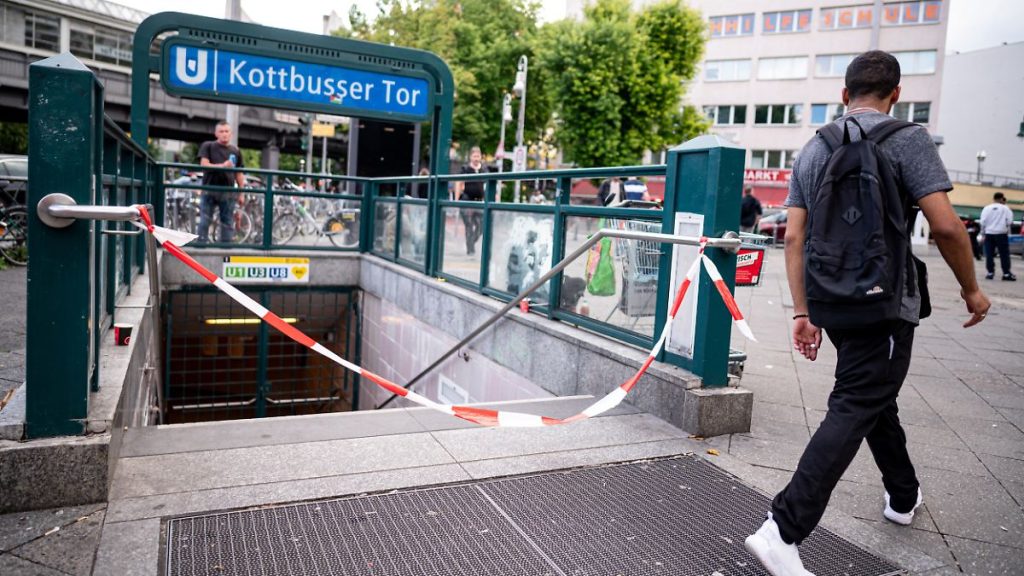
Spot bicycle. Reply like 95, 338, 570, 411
0, 204, 28, 266
0, 180, 27, 266
273, 194, 360, 247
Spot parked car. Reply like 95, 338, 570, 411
757, 210, 787, 245
0, 154, 27, 206
1009, 220, 1023, 257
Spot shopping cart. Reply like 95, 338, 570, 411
606, 218, 664, 318
735, 232, 769, 287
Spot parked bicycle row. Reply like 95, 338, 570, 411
163, 176, 361, 248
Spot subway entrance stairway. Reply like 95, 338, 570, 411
87, 396, 917, 575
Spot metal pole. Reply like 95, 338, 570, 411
377, 229, 741, 408
514, 56, 528, 203
305, 114, 314, 190
346, 117, 360, 195
320, 134, 328, 192
224, 0, 241, 147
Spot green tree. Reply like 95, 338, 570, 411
335, 0, 552, 160
0, 122, 29, 155
537, 0, 708, 167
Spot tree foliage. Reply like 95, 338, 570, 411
335, 0, 552, 159
0, 122, 29, 155
536, 0, 708, 167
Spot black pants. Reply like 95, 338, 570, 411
984, 233, 1011, 275
771, 320, 920, 545
461, 209, 482, 254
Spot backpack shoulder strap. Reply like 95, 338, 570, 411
866, 119, 917, 145
816, 123, 844, 153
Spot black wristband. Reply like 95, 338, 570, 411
792, 313, 809, 320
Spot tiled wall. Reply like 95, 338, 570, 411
359, 292, 553, 410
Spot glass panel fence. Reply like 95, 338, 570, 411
487, 210, 555, 298
399, 202, 429, 266
441, 206, 482, 284
374, 200, 398, 255
270, 193, 361, 248
561, 215, 663, 339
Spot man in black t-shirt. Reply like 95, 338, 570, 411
197, 121, 245, 242
740, 186, 762, 233
456, 146, 490, 254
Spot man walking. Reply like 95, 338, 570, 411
740, 186, 763, 233
979, 192, 1017, 281
197, 121, 246, 243
744, 51, 991, 575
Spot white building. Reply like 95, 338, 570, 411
685, 0, 949, 204
937, 42, 1024, 185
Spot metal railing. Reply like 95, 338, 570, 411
948, 169, 1024, 190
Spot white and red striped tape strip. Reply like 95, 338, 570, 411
136, 207, 753, 427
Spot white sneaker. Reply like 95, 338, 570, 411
744, 515, 815, 576
884, 488, 923, 525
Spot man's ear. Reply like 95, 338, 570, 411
841, 87, 850, 106
889, 86, 902, 107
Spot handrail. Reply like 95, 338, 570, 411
376, 228, 741, 409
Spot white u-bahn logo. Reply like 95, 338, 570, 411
175, 47, 209, 86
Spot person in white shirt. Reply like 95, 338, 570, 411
979, 192, 1016, 281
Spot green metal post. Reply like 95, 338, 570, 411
256, 291, 269, 418
658, 135, 744, 387
26, 54, 99, 438
547, 176, 572, 316
263, 178, 274, 249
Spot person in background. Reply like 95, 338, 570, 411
456, 146, 489, 254
979, 192, 1016, 281
197, 121, 245, 243
598, 177, 622, 206
963, 217, 982, 261
740, 186, 763, 233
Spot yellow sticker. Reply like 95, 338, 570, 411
292, 266, 308, 280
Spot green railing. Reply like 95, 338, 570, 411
27, 53, 161, 438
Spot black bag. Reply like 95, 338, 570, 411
805, 118, 918, 329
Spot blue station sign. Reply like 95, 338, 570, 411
161, 39, 432, 121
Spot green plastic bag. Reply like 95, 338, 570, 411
586, 236, 616, 296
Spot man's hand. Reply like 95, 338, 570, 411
961, 288, 991, 328
792, 317, 822, 361
222, 159, 235, 167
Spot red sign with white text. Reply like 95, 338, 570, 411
735, 247, 766, 287
744, 168, 792, 184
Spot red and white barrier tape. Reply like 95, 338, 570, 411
135, 208, 753, 427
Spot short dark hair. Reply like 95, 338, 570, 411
215, 120, 231, 128
994, 192, 1006, 201
845, 50, 901, 100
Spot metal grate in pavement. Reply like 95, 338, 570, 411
165, 455, 900, 576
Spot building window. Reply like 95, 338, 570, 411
709, 14, 755, 38
810, 104, 847, 125
751, 150, 798, 169
893, 50, 936, 75
821, 4, 874, 30
815, 53, 856, 78
883, 1, 942, 26
704, 105, 747, 126
23, 10, 59, 52
0, 5, 26, 45
892, 102, 931, 123
704, 59, 752, 82
763, 10, 812, 34
755, 104, 803, 126
758, 57, 808, 80
70, 24, 133, 66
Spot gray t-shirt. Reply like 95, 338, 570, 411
785, 111, 953, 324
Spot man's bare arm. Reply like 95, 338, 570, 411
784, 208, 809, 314
917, 192, 990, 327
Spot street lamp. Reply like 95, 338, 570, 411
512, 55, 528, 202
976, 150, 987, 182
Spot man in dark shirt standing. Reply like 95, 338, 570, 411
197, 121, 245, 243
456, 146, 489, 254
744, 51, 991, 576
740, 186, 762, 233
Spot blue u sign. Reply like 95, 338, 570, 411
163, 40, 432, 121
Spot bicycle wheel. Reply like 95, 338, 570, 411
273, 212, 300, 245
232, 208, 253, 243
0, 208, 28, 266
325, 215, 359, 248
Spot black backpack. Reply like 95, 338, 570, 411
805, 117, 923, 330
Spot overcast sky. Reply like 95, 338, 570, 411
117, 0, 1023, 54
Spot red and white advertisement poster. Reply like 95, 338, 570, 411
735, 247, 766, 287
743, 168, 792, 184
